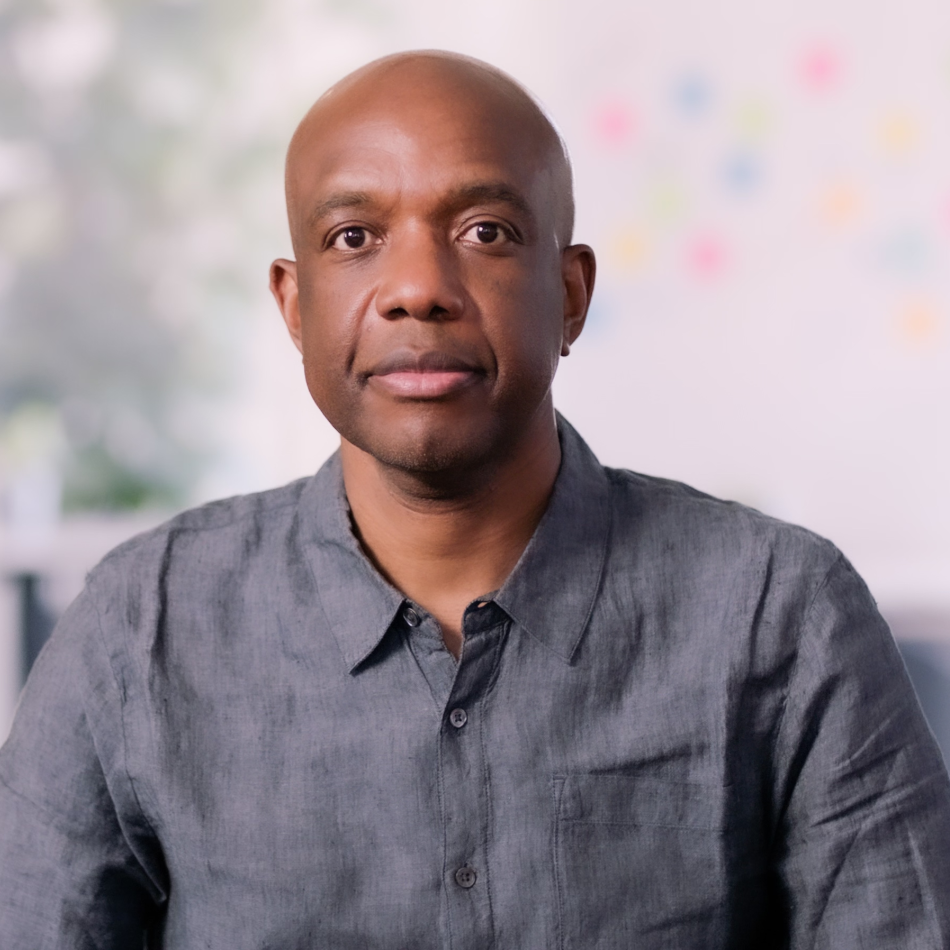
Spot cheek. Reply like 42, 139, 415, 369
475, 262, 564, 373
296, 267, 372, 386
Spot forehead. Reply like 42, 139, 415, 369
290, 91, 552, 214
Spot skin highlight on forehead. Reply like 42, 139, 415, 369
284, 50, 575, 251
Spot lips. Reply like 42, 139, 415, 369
365, 349, 484, 399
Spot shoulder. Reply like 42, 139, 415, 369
594, 467, 885, 712
85, 475, 314, 598
602, 465, 842, 600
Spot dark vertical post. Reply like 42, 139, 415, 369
898, 640, 950, 767
13, 573, 56, 687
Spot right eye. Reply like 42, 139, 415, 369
330, 227, 372, 250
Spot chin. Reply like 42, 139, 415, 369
347, 408, 504, 480
369, 425, 489, 475
321, 382, 551, 486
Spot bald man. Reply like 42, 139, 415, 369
1, 52, 949, 949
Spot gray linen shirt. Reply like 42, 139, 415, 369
2, 417, 949, 949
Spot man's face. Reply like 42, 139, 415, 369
273, 79, 590, 477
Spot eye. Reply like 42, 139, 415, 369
461, 221, 510, 246
330, 227, 371, 250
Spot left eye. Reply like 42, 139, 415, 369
463, 222, 508, 245
331, 227, 370, 249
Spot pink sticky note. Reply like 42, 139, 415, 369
800, 44, 841, 92
594, 102, 636, 147
687, 234, 727, 278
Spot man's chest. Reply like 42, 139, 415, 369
138, 609, 779, 949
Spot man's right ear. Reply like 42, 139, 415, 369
269, 258, 302, 355
560, 243, 596, 356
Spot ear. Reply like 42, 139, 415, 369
560, 244, 596, 356
269, 258, 302, 355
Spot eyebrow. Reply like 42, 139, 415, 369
307, 191, 373, 229
444, 181, 534, 221
306, 182, 535, 232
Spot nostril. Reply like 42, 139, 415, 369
383, 305, 453, 321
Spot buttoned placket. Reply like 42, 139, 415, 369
439, 600, 508, 950
403, 599, 508, 950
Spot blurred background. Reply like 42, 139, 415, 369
0, 0, 948, 748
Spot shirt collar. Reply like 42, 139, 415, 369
296, 413, 611, 672
493, 414, 611, 663
297, 457, 405, 672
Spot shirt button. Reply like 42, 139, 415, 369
449, 708, 468, 728
403, 606, 421, 627
454, 866, 477, 889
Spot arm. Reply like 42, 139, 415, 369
773, 554, 950, 947
0, 586, 167, 948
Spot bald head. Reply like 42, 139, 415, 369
284, 51, 575, 251
269, 49, 595, 486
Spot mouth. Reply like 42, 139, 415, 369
365, 350, 484, 399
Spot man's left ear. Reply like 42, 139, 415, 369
270, 258, 303, 355
560, 244, 596, 357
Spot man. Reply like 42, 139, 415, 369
1, 51, 949, 949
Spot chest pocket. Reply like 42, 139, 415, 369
553, 772, 729, 950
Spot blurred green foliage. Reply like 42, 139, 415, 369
0, 0, 268, 511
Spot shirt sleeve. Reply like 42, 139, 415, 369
0, 583, 167, 949
773, 553, 950, 948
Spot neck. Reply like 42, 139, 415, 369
340, 406, 561, 657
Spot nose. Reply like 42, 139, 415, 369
374, 228, 466, 321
